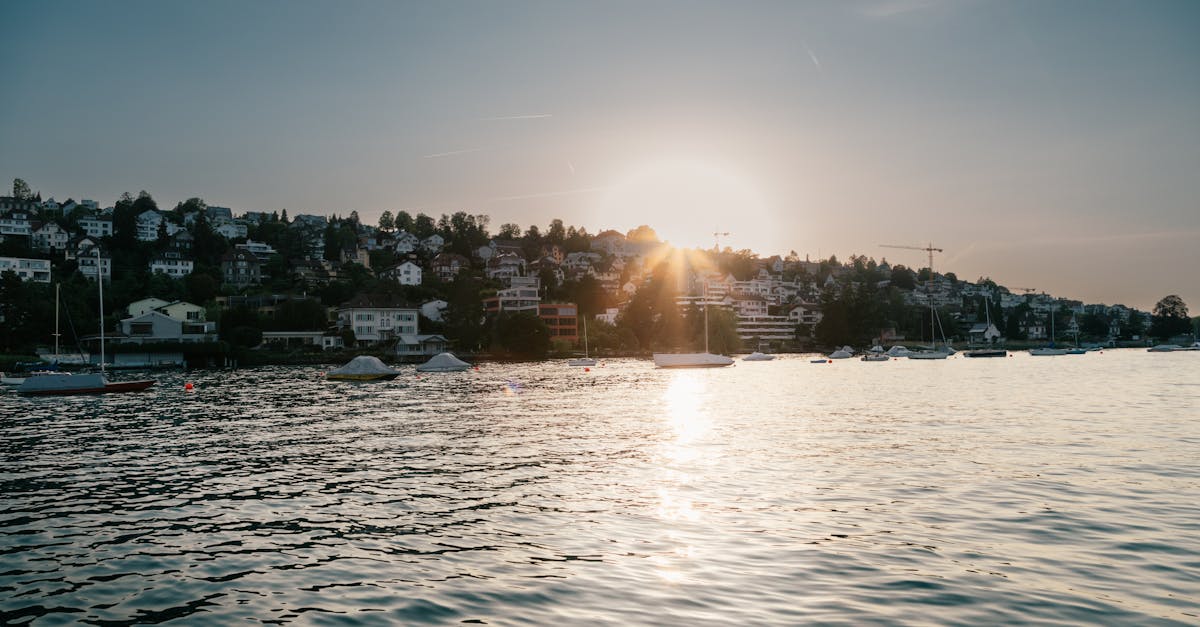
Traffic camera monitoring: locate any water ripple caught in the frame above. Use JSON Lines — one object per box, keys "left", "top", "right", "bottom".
{"left": 2, "top": 352, "right": 1199, "bottom": 624}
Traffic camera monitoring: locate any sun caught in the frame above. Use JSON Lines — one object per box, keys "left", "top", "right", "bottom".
{"left": 592, "top": 156, "right": 773, "bottom": 252}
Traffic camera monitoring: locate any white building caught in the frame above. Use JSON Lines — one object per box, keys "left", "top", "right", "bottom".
{"left": 77, "top": 245, "right": 112, "bottom": 282}
{"left": 380, "top": 260, "right": 422, "bottom": 286}
{"left": 236, "top": 239, "right": 277, "bottom": 260}
{"left": 0, "top": 257, "right": 51, "bottom": 282}
{"left": 393, "top": 231, "right": 420, "bottom": 254}
{"left": 484, "top": 276, "right": 541, "bottom": 314}
{"left": 149, "top": 252, "right": 195, "bottom": 278}
{"left": 215, "top": 222, "right": 248, "bottom": 239}
{"left": 32, "top": 222, "right": 69, "bottom": 253}
{"left": 79, "top": 216, "right": 114, "bottom": 238}
{"left": 0, "top": 210, "right": 33, "bottom": 237}
{"left": 135, "top": 210, "right": 181, "bottom": 241}
{"left": 337, "top": 296, "right": 420, "bottom": 345}
{"left": 420, "top": 299, "right": 448, "bottom": 322}
{"left": 421, "top": 234, "right": 445, "bottom": 253}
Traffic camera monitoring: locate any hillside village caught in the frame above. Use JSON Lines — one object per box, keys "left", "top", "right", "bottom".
{"left": 0, "top": 182, "right": 1183, "bottom": 366}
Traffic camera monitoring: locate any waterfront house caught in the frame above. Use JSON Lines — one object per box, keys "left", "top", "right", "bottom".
{"left": 337, "top": 295, "right": 420, "bottom": 346}
{"left": 539, "top": 303, "right": 579, "bottom": 345}
{"left": 968, "top": 322, "right": 1003, "bottom": 344}
{"left": 127, "top": 297, "right": 172, "bottom": 317}
{"left": 395, "top": 333, "right": 450, "bottom": 358}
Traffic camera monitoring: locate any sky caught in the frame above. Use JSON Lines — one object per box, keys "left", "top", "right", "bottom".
{"left": 2, "top": 0, "right": 1198, "bottom": 311}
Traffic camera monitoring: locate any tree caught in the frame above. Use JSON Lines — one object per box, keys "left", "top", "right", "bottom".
{"left": 492, "top": 312, "right": 550, "bottom": 359}
{"left": 498, "top": 223, "right": 521, "bottom": 239}
{"left": 379, "top": 211, "right": 395, "bottom": 232}
{"left": 1150, "top": 295, "right": 1191, "bottom": 339}
{"left": 12, "top": 178, "right": 33, "bottom": 201}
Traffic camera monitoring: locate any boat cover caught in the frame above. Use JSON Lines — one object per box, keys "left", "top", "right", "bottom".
{"left": 416, "top": 352, "right": 472, "bottom": 372}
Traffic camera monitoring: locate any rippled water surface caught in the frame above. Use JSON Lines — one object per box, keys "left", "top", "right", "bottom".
{"left": 2, "top": 350, "right": 1199, "bottom": 624}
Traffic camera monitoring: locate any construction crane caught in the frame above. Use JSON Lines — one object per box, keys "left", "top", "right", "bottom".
{"left": 879, "top": 242, "right": 944, "bottom": 275}
{"left": 713, "top": 231, "right": 730, "bottom": 253}
{"left": 881, "top": 242, "right": 944, "bottom": 346}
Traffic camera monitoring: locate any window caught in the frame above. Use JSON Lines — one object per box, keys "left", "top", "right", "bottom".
{"left": 130, "top": 322, "right": 153, "bottom": 336}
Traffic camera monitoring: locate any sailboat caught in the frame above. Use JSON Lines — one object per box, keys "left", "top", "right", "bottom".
{"left": 18, "top": 250, "right": 157, "bottom": 396}
{"left": 909, "top": 291, "right": 951, "bottom": 360}
{"left": 964, "top": 298, "right": 1007, "bottom": 358}
{"left": 1029, "top": 301, "right": 1067, "bottom": 356}
{"left": 567, "top": 312, "right": 597, "bottom": 366}
{"left": 653, "top": 285, "right": 734, "bottom": 368}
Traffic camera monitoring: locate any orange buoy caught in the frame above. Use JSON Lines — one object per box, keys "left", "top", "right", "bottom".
{"left": 584, "top": 367, "right": 590, "bottom": 372}
{"left": 184, "top": 382, "right": 195, "bottom": 392}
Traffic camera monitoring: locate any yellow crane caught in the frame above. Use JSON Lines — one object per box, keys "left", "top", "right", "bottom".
{"left": 879, "top": 242, "right": 943, "bottom": 276}
{"left": 880, "top": 242, "right": 945, "bottom": 349}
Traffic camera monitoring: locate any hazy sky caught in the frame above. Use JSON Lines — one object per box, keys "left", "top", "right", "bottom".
{"left": 2, "top": 0, "right": 1197, "bottom": 310}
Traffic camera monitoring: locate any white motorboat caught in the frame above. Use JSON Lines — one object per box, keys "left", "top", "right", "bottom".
{"left": 885, "top": 346, "right": 912, "bottom": 358}
{"left": 1147, "top": 344, "right": 1183, "bottom": 353}
{"left": 742, "top": 352, "right": 775, "bottom": 361}
{"left": 1029, "top": 347, "right": 1069, "bottom": 356}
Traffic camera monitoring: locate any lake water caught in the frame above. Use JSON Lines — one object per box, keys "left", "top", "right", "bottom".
{"left": 2, "top": 350, "right": 1199, "bottom": 625}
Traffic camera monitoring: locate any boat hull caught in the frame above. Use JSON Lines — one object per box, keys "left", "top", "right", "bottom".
{"left": 567, "top": 358, "right": 597, "bottom": 367}
{"left": 19, "top": 374, "right": 156, "bottom": 396}
{"left": 653, "top": 353, "right": 734, "bottom": 368}
{"left": 908, "top": 351, "right": 949, "bottom": 360}
{"left": 964, "top": 349, "right": 1007, "bottom": 358}
{"left": 1029, "top": 348, "right": 1068, "bottom": 356}
{"left": 326, "top": 373, "right": 400, "bottom": 381}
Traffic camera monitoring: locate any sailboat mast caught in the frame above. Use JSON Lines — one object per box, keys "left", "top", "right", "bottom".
{"left": 97, "top": 248, "right": 105, "bottom": 373}
{"left": 54, "top": 283, "right": 61, "bottom": 360}
{"left": 703, "top": 282, "right": 710, "bottom": 354}
{"left": 582, "top": 315, "right": 588, "bottom": 357}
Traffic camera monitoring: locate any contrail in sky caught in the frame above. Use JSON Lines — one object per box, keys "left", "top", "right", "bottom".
{"left": 478, "top": 114, "right": 553, "bottom": 121}
{"left": 487, "top": 187, "right": 607, "bottom": 202}
{"left": 422, "top": 147, "right": 487, "bottom": 159}
{"left": 801, "top": 41, "right": 822, "bottom": 72}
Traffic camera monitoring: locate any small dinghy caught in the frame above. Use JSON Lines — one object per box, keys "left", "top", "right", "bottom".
{"left": 416, "top": 352, "right": 472, "bottom": 373}
{"left": 326, "top": 356, "right": 400, "bottom": 381}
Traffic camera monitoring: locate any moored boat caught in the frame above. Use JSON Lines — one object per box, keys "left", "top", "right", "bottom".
{"left": 654, "top": 352, "right": 735, "bottom": 368}
{"left": 416, "top": 352, "right": 472, "bottom": 372}
{"left": 326, "top": 355, "right": 401, "bottom": 381}
{"left": 742, "top": 352, "right": 775, "bottom": 361}
{"left": 18, "top": 373, "right": 155, "bottom": 396}
{"left": 964, "top": 349, "right": 1007, "bottom": 358}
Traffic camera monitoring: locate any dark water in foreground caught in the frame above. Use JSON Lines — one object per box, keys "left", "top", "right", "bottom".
{"left": 2, "top": 350, "right": 1199, "bottom": 625}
